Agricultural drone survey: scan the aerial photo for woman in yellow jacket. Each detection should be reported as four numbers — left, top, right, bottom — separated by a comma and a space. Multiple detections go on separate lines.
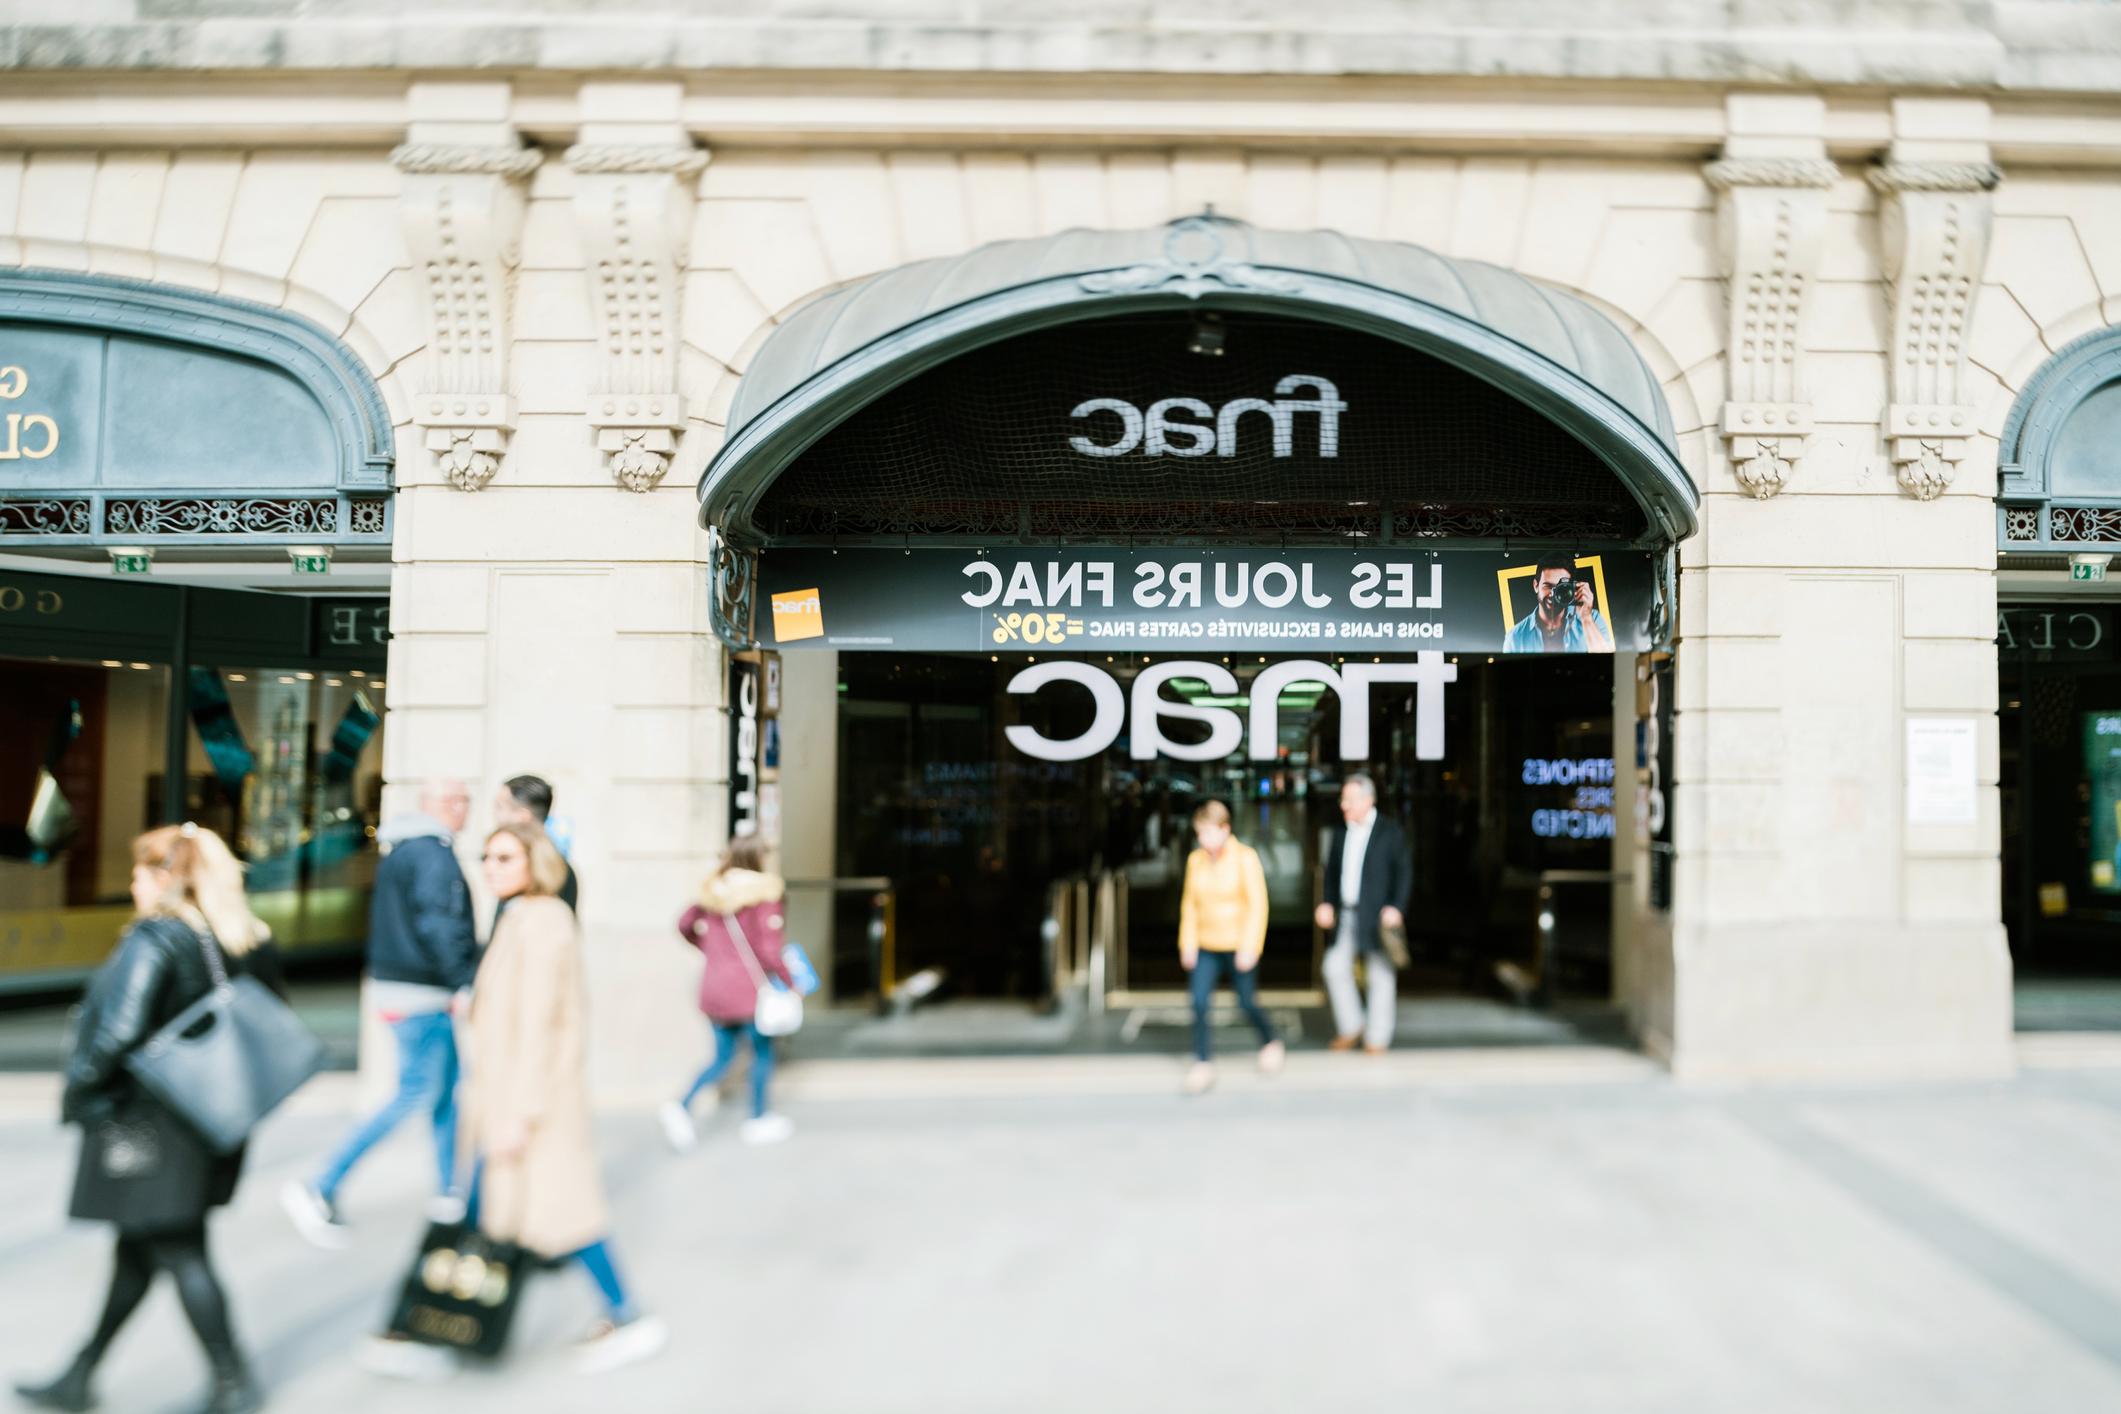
1178, 800, 1284, 1094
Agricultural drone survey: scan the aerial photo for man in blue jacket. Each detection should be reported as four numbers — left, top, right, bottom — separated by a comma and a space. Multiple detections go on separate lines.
283, 779, 476, 1248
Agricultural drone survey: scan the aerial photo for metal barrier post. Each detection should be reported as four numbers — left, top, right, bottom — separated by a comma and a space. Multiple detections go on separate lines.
1043, 878, 1073, 999
1086, 872, 1112, 1020
1072, 877, 1090, 985
877, 886, 896, 999
1534, 881, 1557, 1009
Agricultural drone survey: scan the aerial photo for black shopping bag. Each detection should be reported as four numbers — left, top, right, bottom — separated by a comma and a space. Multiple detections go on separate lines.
385, 1219, 527, 1358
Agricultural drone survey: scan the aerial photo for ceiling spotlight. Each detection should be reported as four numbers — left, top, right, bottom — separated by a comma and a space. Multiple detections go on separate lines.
1187, 311, 1227, 357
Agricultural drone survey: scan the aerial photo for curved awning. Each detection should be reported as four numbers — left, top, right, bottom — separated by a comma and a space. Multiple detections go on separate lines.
699, 215, 1696, 545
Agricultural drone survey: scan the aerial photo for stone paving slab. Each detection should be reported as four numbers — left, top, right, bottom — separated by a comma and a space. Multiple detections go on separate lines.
4, 1058, 2121, 1412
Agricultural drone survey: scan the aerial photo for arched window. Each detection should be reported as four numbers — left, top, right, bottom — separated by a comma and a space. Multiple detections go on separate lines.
0, 269, 394, 550
1999, 326, 2121, 549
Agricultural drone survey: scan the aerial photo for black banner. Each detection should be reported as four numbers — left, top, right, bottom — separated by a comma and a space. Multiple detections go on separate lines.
728, 654, 762, 840
757, 547, 1653, 656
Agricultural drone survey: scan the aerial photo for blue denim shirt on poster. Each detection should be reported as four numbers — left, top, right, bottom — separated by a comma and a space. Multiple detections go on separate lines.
1505, 608, 1611, 653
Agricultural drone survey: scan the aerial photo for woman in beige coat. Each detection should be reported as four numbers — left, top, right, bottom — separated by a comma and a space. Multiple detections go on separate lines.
461, 822, 666, 1375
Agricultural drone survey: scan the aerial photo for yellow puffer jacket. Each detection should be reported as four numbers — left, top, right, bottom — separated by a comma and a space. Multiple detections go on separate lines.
1177, 840, 1269, 956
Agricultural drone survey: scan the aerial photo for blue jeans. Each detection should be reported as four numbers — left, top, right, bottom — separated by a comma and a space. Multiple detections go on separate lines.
462, 1163, 635, 1324
315, 1010, 458, 1201
682, 1021, 774, 1119
1188, 950, 1276, 1062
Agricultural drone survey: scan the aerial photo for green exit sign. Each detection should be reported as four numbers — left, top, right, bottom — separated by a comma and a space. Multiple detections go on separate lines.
2074, 561, 2108, 582
291, 553, 332, 576
110, 553, 151, 576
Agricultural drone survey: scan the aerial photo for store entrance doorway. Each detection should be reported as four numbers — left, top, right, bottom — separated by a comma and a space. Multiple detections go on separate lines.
835, 652, 1617, 1008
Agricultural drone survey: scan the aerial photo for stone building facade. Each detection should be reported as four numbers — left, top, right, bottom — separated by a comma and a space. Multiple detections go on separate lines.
8, 2, 2121, 1088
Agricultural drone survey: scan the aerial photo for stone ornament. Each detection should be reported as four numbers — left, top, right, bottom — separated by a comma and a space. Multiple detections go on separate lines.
389, 143, 545, 179
393, 142, 541, 492
561, 144, 712, 176
1703, 157, 1841, 192
1079, 214, 1303, 300
422, 402, 512, 492
566, 142, 705, 493
1707, 156, 1836, 499
1872, 161, 2000, 501
1870, 162, 2003, 195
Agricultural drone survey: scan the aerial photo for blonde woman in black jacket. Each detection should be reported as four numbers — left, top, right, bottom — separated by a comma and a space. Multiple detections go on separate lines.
14, 823, 279, 1414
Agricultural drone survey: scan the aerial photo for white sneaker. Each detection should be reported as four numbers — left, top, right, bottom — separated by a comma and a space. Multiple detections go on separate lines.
357, 1334, 459, 1381
739, 1113, 794, 1146
1257, 1039, 1286, 1075
657, 1101, 697, 1154
573, 1315, 670, 1375
425, 1193, 467, 1224
280, 1180, 350, 1250
1182, 1061, 1216, 1095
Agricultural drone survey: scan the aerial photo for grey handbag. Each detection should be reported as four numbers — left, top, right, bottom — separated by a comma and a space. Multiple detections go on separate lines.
123, 923, 326, 1154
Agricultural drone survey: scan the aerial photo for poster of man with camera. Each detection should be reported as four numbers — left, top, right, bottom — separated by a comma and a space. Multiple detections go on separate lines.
1503, 556, 1616, 654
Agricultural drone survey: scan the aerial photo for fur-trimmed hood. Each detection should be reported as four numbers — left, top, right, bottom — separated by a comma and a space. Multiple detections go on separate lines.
698, 867, 785, 914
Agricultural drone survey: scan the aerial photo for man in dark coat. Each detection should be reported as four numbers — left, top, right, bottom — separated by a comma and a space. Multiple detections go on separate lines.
1314, 772, 1413, 1053
283, 779, 475, 1247
494, 773, 579, 913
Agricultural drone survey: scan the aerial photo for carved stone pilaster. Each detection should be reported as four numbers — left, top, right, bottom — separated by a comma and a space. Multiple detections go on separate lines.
1871, 160, 2001, 501
565, 142, 708, 493
392, 143, 541, 492
1706, 156, 1838, 499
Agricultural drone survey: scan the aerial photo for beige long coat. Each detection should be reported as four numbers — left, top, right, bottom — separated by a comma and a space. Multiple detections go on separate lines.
460, 895, 609, 1258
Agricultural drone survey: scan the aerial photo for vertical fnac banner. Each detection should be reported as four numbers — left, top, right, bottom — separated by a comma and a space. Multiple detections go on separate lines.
1635, 652, 1674, 912
727, 650, 779, 841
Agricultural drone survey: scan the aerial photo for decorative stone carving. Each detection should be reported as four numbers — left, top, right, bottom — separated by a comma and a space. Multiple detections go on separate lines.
565, 141, 707, 493
564, 145, 712, 177
1080, 214, 1303, 300
427, 416, 507, 493
1702, 157, 1841, 191
1871, 160, 2000, 501
1706, 156, 1835, 499
390, 144, 544, 179
392, 142, 541, 492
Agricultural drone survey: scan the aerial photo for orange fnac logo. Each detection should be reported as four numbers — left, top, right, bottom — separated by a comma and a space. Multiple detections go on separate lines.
771, 588, 823, 643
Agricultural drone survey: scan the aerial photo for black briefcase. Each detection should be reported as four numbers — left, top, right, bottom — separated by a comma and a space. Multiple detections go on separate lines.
385, 1220, 527, 1359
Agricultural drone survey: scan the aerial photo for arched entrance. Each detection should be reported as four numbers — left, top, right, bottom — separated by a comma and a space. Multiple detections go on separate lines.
699, 216, 1695, 1039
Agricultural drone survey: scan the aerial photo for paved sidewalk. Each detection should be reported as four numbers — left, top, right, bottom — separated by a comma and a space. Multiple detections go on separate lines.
4, 1050, 2121, 1413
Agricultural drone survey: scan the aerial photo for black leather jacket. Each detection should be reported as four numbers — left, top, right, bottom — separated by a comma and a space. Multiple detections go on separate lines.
61, 916, 269, 1125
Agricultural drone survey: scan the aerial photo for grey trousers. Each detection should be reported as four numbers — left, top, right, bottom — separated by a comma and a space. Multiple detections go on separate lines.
1322, 915, 1396, 1048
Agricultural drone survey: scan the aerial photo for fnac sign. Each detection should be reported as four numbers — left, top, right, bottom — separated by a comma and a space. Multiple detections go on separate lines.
1068, 375, 1345, 459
